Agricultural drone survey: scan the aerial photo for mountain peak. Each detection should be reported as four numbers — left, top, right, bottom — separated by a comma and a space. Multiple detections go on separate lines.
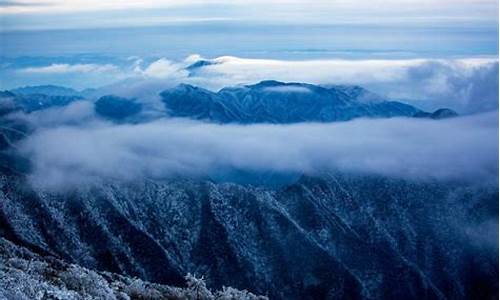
431, 108, 459, 119
11, 85, 81, 97
414, 108, 458, 119
246, 80, 287, 88
95, 95, 142, 121
0, 91, 16, 98
186, 59, 218, 71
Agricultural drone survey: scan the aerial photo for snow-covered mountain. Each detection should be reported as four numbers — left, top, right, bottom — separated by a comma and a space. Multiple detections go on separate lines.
11, 85, 83, 97
1, 89, 83, 113
0, 237, 267, 300
0, 171, 497, 299
3, 81, 458, 124
160, 81, 422, 123
0, 81, 488, 300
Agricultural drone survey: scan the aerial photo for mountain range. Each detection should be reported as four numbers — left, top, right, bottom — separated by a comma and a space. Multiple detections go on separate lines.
0, 81, 491, 300
0, 171, 496, 299
2, 81, 457, 123
160, 81, 424, 123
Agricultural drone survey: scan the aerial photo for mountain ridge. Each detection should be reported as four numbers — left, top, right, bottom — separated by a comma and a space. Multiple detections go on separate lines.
0, 171, 496, 299
160, 81, 424, 123
3, 81, 458, 124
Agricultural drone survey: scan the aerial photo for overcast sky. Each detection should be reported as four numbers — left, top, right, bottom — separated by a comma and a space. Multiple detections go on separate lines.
1, 0, 498, 30
1, 0, 498, 95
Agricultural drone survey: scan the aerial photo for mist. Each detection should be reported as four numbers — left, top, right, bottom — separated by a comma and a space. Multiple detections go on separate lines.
18, 110, 498, 190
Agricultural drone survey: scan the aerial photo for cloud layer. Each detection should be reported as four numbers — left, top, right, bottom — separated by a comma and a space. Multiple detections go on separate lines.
1, 0, 496, 33
18, 108, 498, 189
20, 63, 119, 74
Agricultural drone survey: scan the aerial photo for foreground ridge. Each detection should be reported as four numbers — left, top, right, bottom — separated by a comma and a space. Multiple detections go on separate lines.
0, 237, 268, 300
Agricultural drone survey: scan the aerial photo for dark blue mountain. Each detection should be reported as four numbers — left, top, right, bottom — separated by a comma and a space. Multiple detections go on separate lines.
186, 60, 219, 72
0, 91, 19, 116
11, 85, 82, 97
95, 95, 143, 121
160, 81, 422, 123
6, 82, 458, 125
0, 91, 16, 98
414, 108, 459, 119
1, 90, 82, 113
16, 94, 82, 113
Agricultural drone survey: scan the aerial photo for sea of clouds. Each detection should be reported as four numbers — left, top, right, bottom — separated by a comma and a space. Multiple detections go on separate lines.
14, 102, 498, 189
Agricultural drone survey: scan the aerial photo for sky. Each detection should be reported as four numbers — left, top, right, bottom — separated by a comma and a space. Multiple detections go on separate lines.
0, 0, 498, 111
1, 0, 497, 56
0, 0, 498, 29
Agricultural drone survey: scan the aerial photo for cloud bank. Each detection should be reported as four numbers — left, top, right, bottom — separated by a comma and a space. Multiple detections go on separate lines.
18, 110, 498, 189
1, 0, 496, 33
20, 63, 119, 74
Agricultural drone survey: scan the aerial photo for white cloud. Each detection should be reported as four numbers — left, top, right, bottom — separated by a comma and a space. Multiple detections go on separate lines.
19, 111, 498, 189
11, 101, 97, 127
196, 56, 497, 86
1, 0, 496, 34
184, 54, 203, 64
139, 58, 188, 79
20, 63, 118, 74
1, 0, 496, 35
1, 0, 496, 19
0, 0, 187, 13
197, 56, 423, 86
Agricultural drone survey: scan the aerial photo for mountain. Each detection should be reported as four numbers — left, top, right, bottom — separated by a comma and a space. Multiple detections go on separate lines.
0, 237, 267, 300
0, 81, 493, 299
15, 94, 83, 113
0, 91, 19, 116
414, 108, 459, 120
5, 82, 458, 125
95, 95, 143, 121
0, 172, 496, 299
11, 85, 82, 97
0, 91, 16, 99
6, 85, 89, 113
186, 60, 220, 76
0, 113, 32, 175
324, 84, 385, 104
160, 81, 421, 123
1, 90, 83, 113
